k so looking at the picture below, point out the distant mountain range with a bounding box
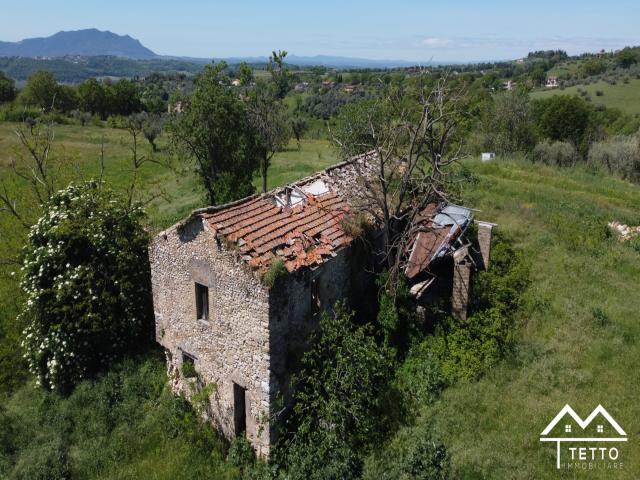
[0,29,443,68]
[0,29,157,59]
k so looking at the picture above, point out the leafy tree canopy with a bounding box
[0,71,17,103]
[533,94,593,147]
[169,62,257,205]
[20,70,59,112]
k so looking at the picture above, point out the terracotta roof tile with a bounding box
[203,191,353,274]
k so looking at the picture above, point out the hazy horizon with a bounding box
[2,0,639,62]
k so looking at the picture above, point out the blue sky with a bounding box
[1,0,639,61]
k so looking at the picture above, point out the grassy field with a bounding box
[413,158,640,479]
[0,122,337,229]
[2,121,640,478]
[531,78,640,116]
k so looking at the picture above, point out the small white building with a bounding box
[545,76,559,88]
[481,152,496,162]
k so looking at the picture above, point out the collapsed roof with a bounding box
[180,155,473,278]
[404,203,474,279]
[203,184,352,273]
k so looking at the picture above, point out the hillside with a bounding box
[0,55,204,82]
[2,127,639,477]
[0,29,157,59]
[415,158,640,478]
[531,78,640,116]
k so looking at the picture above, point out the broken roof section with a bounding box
[193,152,383,275]
[203,186,352,274]
[404,203,473,279]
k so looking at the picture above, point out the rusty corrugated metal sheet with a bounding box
[404,203,472,279]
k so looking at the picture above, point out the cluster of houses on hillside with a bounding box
[149,154,495,455]
[501,75,560,91]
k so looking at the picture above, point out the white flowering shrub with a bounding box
[20,181,153,392]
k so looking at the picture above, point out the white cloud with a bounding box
[422,37,451,47]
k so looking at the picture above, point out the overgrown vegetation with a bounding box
[273,232,529,479]
[20,181,153,392]
[0,353,240,479]
[262,258,287,288]
[277,303,396,479]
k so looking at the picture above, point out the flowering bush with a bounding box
[20,181,153,392]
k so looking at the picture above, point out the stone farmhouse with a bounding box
[149,154,494,455]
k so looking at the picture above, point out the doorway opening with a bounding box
[233,382,247,437]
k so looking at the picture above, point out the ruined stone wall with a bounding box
[476,221,495,270]
[451,256,472,321]
[296,153,377,206]
[150,216,272,455]
[267,244,373,439]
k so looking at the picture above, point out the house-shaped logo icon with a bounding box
[540,404,627,469]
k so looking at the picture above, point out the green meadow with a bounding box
[1,123,640,478]
[531,78,640,116]
[420,158,640,479]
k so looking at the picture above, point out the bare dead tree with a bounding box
[0,118,64,230]
[12,119,57,204]
[332,72,471,292]
[125,113,173,209]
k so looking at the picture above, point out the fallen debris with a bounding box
[608,221,640,242]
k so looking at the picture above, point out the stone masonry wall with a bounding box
[150,216,272,456]
[476,221,495,270]
[267,245,373,445]
[451,256,472,321]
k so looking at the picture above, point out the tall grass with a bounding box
[403,158,640,479]
[1,351,241,479]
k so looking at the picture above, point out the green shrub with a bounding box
[532,140,580,167]
[261,258,287,288]
[376,273,419,358]
[395,342,444,405]
[0,105,43,122]
[227,436,256,468]
[415,233,529,385]
[280,303,395,477]
[20,181,153,392]
[588,135,640,181]
[285,432,361,480]
[363,422,450,480]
